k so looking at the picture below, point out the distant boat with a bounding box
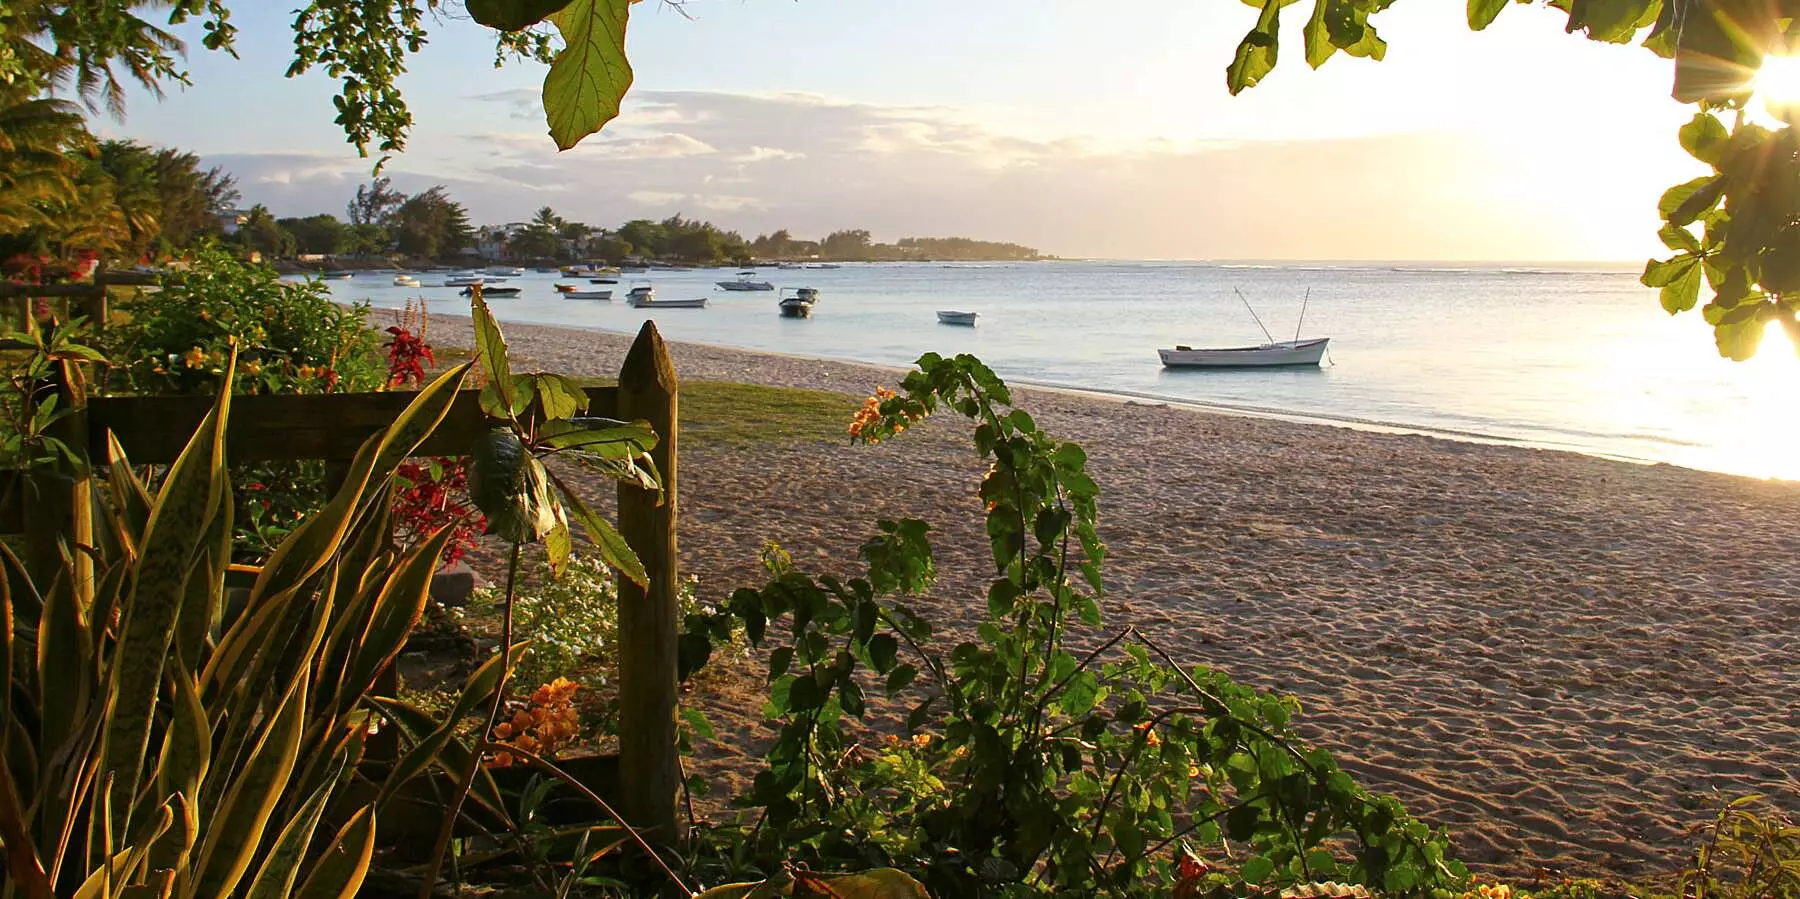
[534,267,559,273]
[937,310,978,326]
[718,271,775,291]
[394,274,421,288]
[778,287,819,318]
[776,262,806,270]
[463,285,521,297]
[321,270,354,280]
[807,263,842,270]
[564,289,612,300]
[563,264,620,277]
[444,275,485,287]
[588,278,618,284]
[1159,288,1329,368]
[625,283,705,308]
[554,283,578,293]
[487,266,526,276]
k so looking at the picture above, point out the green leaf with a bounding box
[1227,0,1284,95]
[468,0,575,30]
[1660,176,1724,226]
[1059,670,1100,716]
[1644,256,1703,313]
[545,520,573,575]
[1679,112,1729,165]
[539,419,657,457]
[544,0,636,151]
[1241,855,1276,884]
[471,295,515,419]
[469,429,560,543]
[1469,0,1509,29]
[1304,0,1335,68]
[534,372,591,420]
[293,805,375,899]
[868,633,899,674]
[244,755,349,899]
[1657,224,1701,253]
[885,664,917,697]
[552,474,649,587]
[1565,0,1659,42]
[192,676,307,897]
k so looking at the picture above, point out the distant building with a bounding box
[474,223,531,261]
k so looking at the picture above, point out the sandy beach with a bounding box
[420,312,1800,881]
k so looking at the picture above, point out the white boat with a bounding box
[717,271,775,291]
[625,283,654,304]
[393,274,421,288]
[937,310,979,326]
[444,275,485,287]
[1158,338,1330,368]
[625,285,706,309]
[487,266,526,276]
[778,287,819,317]
[564,289,612,300]
[1158,288,1329,368]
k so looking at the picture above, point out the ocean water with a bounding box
[314,261,1800,481]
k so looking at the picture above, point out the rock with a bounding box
[430,560,479,608]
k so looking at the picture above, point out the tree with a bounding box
[149,146,238,251]
[279,213,348,255]
[343,221,390,258]
[617,219,666,259]
[0,86,86,242]
[822,229,873,260]
[1226,0,1800,360]
[389,185,471,259]
[95,140,161,257]
[236,203,294,258]
[588,229,632,263]
[347,176,405,226]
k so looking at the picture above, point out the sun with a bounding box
[1754,53,1800,112]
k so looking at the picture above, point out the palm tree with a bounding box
[96,140,162,256]
[0,84,88,240]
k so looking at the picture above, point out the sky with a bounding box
[92,1,1708,261]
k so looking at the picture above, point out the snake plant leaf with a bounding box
[254,362,469,599]
[0,747,47,897]
[152,666,210,821]
[467,0,574,30]
[105,432,151,559]
[340,525,455,710]
[243,754,350,899]
[292,804,376,899]
[145,792,197,886]
[469,429,560,543]
[374,643,527,807]
[544,0,635,150]
[70,800,174,899]
[191,676,306,898]
[198,589,295,711]
[102,351,233,838]
[37,560,89,767]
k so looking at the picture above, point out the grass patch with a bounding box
[571,378,857,450]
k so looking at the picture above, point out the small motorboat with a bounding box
[555,283,578,293]
[625,284,705,308]
[463,285,522,297]
[937,310,979,326]
[778,287,819,318]
[1157,338,1330,368]
[394,274,421,288]
[1159,288,1329,369]
[444,275,485,287]
[321,270,354,280]
[717,271,774,291]
[564,289,612,300]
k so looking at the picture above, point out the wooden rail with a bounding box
[2,321,683,841]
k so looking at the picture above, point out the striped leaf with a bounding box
[292,805,375,899]
[242,754,348,899]
[152,667,209,818]
[374,645,521,808]
[104,433,152,561]
[337,525,454,715]
[36,558,89,770]
[70,799,173,899]
[188,676,305,898]
[101,354,233,837]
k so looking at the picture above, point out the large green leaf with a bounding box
[1469,0,1509,28]
[539,418,657,457]
[242,754,349,899]
[1679,111,1729,165]
[1228,0,1284,95]
[544,0,635,150]
[190,676,306,897]
[36,560,89,767]
[472,291,516,421]
[1303,0,1334,68]
[467,0,575,30]
[292,805,376,899]
[550,470,649,586]
[1565,0,1659,43]
[533,372,590,420]
[469,429,561,543]
[338,525,455,711]
[101,353,232,837]
[152,666,210,822]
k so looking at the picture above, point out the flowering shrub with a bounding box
[489,677,583,768]
[393,458,483,564]
[385,297,435,388]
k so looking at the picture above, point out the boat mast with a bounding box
[1294,287,1310,343]
[1234,288,1276,344]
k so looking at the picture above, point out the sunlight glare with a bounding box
[1695,320,1800,479]
[1753,54,1800,121]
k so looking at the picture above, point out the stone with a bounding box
[429,560,479,608]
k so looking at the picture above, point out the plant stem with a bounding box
[418,539,524,899]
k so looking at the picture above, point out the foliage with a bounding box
[1677,796,1800,899]
[390,184,473,258]
[393,456,484,563]
[0,353,483,897]
[679,354,1467,898]
[0,314,105,477]
[94,138,239,259]
[1222,0,1800,359]
[234,203,294,258]
[278,212,348,256]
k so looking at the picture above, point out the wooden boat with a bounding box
[462,285,521,297]
[1159,288,1329,368]
[937,310,979,326]
[564,289,612,300]
[625,284,705,308]
[554,283,578,293]
[718,271,775,291]
[778,287,819,317]
[393,274,421,288]
[1158,338,1329,368]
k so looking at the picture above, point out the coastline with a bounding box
[411,309,1800,881]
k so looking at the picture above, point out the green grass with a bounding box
[568,377,857,450]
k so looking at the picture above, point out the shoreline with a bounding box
[412,309,1800,882]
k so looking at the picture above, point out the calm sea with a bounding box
[313,261,1800,481]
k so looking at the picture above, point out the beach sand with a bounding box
[418,312,1800,881]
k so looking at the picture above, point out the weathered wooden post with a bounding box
[615,321,682,842]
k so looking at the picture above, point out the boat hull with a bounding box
[463,286,522,297]
[778,301,814,318]
[629,297,707,309]
[717,281,774,291]
[937,311,979,326]
[1158,338,1329,368]
[565,290,611,300]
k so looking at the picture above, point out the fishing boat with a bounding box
[625,284,705,308]
[778,287,819,317]
[937,310,979,326]
[1158,289,1330,368]
[564,289,612,300]
[463,285,522,297]
[717,272,775,291]
[393,274,421,288]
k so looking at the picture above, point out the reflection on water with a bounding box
[311,261,1800,480]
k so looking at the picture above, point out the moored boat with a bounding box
[778,287,819,317]
[463,285,522,297]
[444,275,485,287]
[625,284,705,308]
[937,310,978,326]
[717,271,775,291]
[564,289,612,300]
[1157,338,1329,368]
[394,274,421,288]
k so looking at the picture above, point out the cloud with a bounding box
[229,90,1696,260]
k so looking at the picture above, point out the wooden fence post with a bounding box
[615,321,682,843]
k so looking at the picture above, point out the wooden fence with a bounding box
[1,295,684,840]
